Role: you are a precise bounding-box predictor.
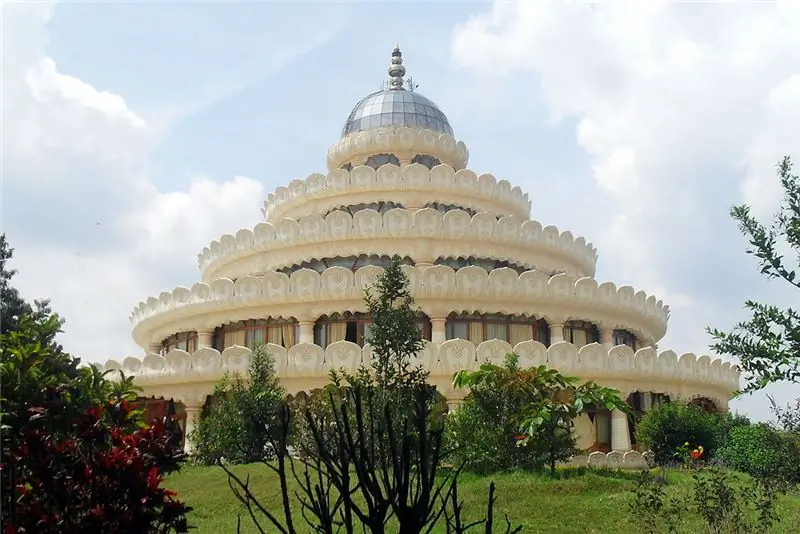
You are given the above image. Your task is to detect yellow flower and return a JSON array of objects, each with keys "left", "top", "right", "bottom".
[{"left": 684, "top": 442, "right": 689, "bottom": 447}]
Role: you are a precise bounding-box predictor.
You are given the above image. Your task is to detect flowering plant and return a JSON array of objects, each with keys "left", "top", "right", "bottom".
[
  {"left": 2, "top": 389, "right": 191, "bottom": 533},
  {"left": 674, "top": 441, "right": 704, "bottom": 468}
]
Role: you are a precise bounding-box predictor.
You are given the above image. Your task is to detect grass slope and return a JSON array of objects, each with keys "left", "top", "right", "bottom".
[{"left": 167, "top": 464, "right": 800, "bottom": 533}]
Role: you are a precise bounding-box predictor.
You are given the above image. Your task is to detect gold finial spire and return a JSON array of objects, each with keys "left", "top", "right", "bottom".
[{"left": 387, "top": 45, "right": 406, "bottom": 91}]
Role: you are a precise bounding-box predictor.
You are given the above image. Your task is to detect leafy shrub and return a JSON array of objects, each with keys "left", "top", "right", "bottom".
[
  {"left": 190, "top": 344, "right": 286, "bottom": 464},
  {"left": 0, "top": 235, "right": 191, "bottom": 532},
  {"left": 447, "top": 353, "right": 627, "bottom": 475},
  {"left": 444, "top": 376, "right": 544, "bottom": 474},
  {"left": 636, "top": 402, "right": 726, "bottom": 464},
  {"left": 4, "top": 395, "right": 190, "bottom": 533},
  {"left": 630, "top": 465, "right": 787, "bottom": 534},
  {"left": 716, "top": 423, "right": 800, "bottom": 483}
]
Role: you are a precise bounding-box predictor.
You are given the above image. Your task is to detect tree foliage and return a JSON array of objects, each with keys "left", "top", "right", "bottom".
[
  {"left": 0, "top": 233, "right": 191, "bottom": 533},
  {"left": 191, "top": 344, "right": 286, "bottom": 465},
  {"left": 635, "top": 402, "right": 735, "bottom": 465},
  {"left": 220, "top": 256, "right": 521, "bottom": 533},
  {"left": 708, "top": 156, "right": 800, "bottom": 392},
  {"left": 451, "top": 353, "right": 628, "bottom": 475}
]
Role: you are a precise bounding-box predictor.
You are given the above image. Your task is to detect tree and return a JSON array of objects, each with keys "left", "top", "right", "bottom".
[
  {"left": 452, "top": 353, "right": 629, "bottom": 476},
  {"left": 221, "top": 257, "right": 521, "bottom": 533},
  {"left": 190, "top": 344, "right": 286, "bottom": 464},
  {"left": 708, "top": 156, "right": 800, "bottom": 392},
  {"left": 0, "top": 235, "right": 191, "bottom": 532}
]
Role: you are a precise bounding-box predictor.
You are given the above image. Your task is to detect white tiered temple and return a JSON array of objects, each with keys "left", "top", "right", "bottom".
[{"left": 102, "top": 47, "right": 739, "bottom": 453}]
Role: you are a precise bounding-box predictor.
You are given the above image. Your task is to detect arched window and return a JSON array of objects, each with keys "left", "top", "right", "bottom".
[
  {"left": 425, "top": 202, "right": 477, "bottom": 217},
  {"left": 434, "top": 256, "right": 529, "bottom": 275},
  {"left": 278, "top": 255, "right": 415, "bottom": 276},
  {"left": 411, "top": 154, "right": 441, "bottom": 169},
  {"left": 613, "top": 329, "right": 637, "bottom": 349},
  {"left": 324, "top": 202, "right": 404, "bottom": 217},
  {"left": 365, "top": 153, "right": 400, "bottom": 169},
  {"left": 161, "top": 332, "right": 198, "bottom": 354},
  {"left": 563, "top": 320, "right": 599, "bottom": 348},
  {"left": 445, "top": 313, "right": 549, "bottom": 346}
]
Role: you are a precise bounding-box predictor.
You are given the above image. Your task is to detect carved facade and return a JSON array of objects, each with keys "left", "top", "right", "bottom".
[{"left": 101, "top": 48, "right": 740, "bottom": 453}]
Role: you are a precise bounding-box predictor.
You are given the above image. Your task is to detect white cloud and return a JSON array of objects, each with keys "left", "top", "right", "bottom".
[
  {"left": 451, "top": 0, "right": 800, "bottom": 420},
  {"left": 2, "top": 2, "right": 265, "bottom": 363}
]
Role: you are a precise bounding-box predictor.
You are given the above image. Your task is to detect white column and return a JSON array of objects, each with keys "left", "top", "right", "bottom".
[
  {"left": 197, "top": 331, "right": 213, "bottom": 348},
  {"left": 146, "top": 342, "right": 161, "bottom": 354},
  {"left": 611, "top": 409, "right": 632, "bottom": 452},
  {"left": 549, "top": 323, "right": 565, "bottom": 344},
  {"left": 183, "top": 405, "right": 203, "bottom": 454},
  {"left": 431, "top": 317, "right": 447, "bottom": 344},
  {"left": 298, "top": 320, "right": 315, "bottom": 345},
  {"left": 599, "top": 328, "right": 614, "bottom": 351},
  {"left": 573, "top": 413, "right": 595, "bottom": 451}
]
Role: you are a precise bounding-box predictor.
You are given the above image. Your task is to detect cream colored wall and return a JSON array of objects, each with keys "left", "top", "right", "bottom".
[
  {"left": 198, "top": 207, "right": 597, "bottom": 283},
  {"left": 130, "top": 265, "right": 668, "bottom": 351},
  {"left": 103, "top": 339, "right": 736, "bottom": 418}
]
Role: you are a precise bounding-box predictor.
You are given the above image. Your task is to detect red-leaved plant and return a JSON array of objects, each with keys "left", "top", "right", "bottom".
[{"left": 2, "top": 388, "right": 191, "bottom": 534}]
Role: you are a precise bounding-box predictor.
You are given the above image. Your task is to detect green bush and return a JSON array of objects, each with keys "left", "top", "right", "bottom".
[
  {"left": 445, "top": 394, "right": 544, "bottom": 474},
  {"left": 190, "top": 345, "right": 285, "bottom": 464},
  {"left": 636, "top": 402, "right": 726, "bottom": 464},
  {"left": 716, "top": 423, "right": 800, "bottom": 483}
]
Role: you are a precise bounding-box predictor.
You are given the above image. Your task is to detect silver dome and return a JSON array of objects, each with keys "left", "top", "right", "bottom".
[{"left": 341, "top": 90, "right": 454, "bottom": 138}]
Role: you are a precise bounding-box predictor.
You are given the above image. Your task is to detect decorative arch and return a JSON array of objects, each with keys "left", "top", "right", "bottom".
[
  {"left": 435, "top": 256, "right": 530, "bottom": 275},
  {"left": 365, "top": 153, "right": 400, "bottom": 169},
  {"left": 412, "top": 154, "right": 441, "bottom": 169},
  {"left": 613, "top": 328, "right": 637, "bottom": 349}
]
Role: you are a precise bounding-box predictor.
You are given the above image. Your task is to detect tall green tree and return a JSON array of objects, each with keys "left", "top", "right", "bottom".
[{"left": 708, "top": 156, "right": 800, "bottom": 392}]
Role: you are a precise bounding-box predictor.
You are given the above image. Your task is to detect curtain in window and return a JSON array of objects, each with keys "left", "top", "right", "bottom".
[
  {"left": 571, "top": 328, "right": 588, "bottom": 348},
  {"left": 224, "top": 330, "right": 245, "bottom": 349},
  {"left": 247, "top": 328, "right": 265, "bottom": 349},
  {"left": 447, "top": 322, "right": 469, "bottom": 340},
  {"left": 485, "top": 322, "right": 507, "bottom": 342},
  {"left": 468, "top": 322, "right": 484, "bottom": 344},
  {"left": 329, "top": 322, "right": 347, "bottom": 343},
  {"left": 267, "top": 326, "right": 282, "bottom": 345},
  {"left": 281, "top": 324, "right": 296, "bottom": 348},
  {"left": 314, "top": 324, "right": 327, "bottom": 347},
  {"left": 509, "top": 324, "right": 531, "bottom": 346}
]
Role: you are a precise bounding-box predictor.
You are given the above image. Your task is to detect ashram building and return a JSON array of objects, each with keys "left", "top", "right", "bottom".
[{"left": 103, "top": 48, "right": 740, "bottom": 456}]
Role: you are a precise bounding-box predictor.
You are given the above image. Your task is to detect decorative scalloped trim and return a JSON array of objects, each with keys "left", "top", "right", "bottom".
[
  {"left": 327, "top": 126, "right": 469, "bottom": 172},
  {"left": 198, "top": 208, "right": 598, "bottom": 282},
  {"left": 263, "top": 162, "right": 532, "bottom": 223},
  {"left": 129, "top": 266, "right": 670, "bottom": 347},
  {"left": 101, "top": 339, "right": 740, "bottom": 396}
]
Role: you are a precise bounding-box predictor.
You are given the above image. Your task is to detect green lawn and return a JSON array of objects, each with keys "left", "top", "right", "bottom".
[{"left": 167, "top": 464, "right": 800, "bottom": 533}]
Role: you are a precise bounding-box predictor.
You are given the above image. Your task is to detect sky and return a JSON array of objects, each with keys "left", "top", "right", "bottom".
[{"left": 4, "top": 0, "right": 800, "bottom": 422}]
